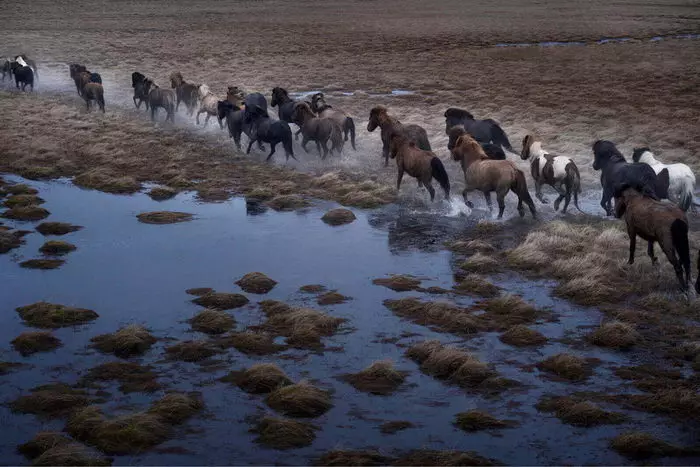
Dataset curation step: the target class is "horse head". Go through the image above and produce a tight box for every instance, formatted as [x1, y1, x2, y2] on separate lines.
[291, 101, 313, 124]
[227, 86, 245, 105]
[217, 100, 236, 121]
[592, 140, 625, 171]
[520, 134, 535, 160]
[270, 87, 287, 107]
[169, 72, 183, 88]
[310, 92, 328, 112]
[447, 125, 467, 151]
[444, 107, 475, 134]
[198, 84, 211, 99]
[632, 147, 652, 163]
[453, 134, 486, 163]
[367, 106, 388, 132]
[132, 71, 146, 88]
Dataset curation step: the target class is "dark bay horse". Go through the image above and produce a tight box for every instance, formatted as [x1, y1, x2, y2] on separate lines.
[444, 108, 514, 153]
[243, 92, 268, 124]
[448, 126, 505, 160]
[271, 87, 303, 140]
[390, 133, 450, 202]
[367, 106, 431, 167]
[169, 72, 199, 116]
[291, 102, 343, 159]
[247, 114, 297, 162]
[310, 93, 356, 150]
[217, 101, 263, 152]
[592, 140, 668, 216]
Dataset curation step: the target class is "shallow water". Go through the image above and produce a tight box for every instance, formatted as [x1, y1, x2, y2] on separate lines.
[494, 33, 700, 48]
[1, 176, 698, 466]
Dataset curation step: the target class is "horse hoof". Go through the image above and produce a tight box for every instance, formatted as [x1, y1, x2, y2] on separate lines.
[466, 201, 474, 208]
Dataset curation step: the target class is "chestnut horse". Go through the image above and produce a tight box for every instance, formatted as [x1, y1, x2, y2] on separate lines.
[367, 106, 431, 167]
[291, 102, 343, 159]
[389, 133, 450, 202]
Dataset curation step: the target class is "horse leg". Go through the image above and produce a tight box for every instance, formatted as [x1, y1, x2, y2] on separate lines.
[204, 114, 210, 127]
[246, 139, 255, 155]
[553, 194, 565, 212]
[133, 96, 139, 109]
[482, 191, 493, 212]
[175, 96, 181, 112]
[660, 241, 687, 291]
[321, 141, 329, 160]
[535, 180, 548, 204]
[647, 241, 658, 265]
[196, 109, 203, 125]
[383, 144, 390, 167]
[266, 143, 277, 162]
[627, 229, 636, 265]
[315, 141, 323, 158]
[294, 128, 302, 141]
[396, 167, 404, 192]
[426, 181, 436, 202]
[601, 186, 613, 216]
[496, 189, 507, 219]
[301, 136, 310, 153]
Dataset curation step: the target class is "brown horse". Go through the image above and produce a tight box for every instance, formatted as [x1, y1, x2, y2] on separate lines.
[291, 102, 343, 159]
[367, 106, 431, 167]
[169, 72, 199, 116]
[614, 187, 690, 291]
[148, 85, 176, 123]
[227, 86, 245, 107]
[82, 82, 105, 113]
[451, 134, 536, 219]
[69, 64, 88, 95]
[310, 93, 356, 150]
[389, 134, 450, 202]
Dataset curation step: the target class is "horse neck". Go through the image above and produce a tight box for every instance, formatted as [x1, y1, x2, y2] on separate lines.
[298, 108, 315, 124]
[378, 114, 398, 130]
[638, 151, 659, 165]
[530, 141, 547, 158]
[461, 146, 488, 170]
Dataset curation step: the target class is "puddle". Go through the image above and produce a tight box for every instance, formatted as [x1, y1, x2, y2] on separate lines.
[495, 33, 700, 48]
[0, 175, 698, 465]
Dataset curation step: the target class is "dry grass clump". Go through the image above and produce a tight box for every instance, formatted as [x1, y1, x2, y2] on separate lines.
[340, 191, 384, 209]
[192, 291, 249, 310]
[2, 205, 50, 221]
[446, 239, 496, 254]
[11, 331, 62, 356]
[10, 383, 89, 417]
[536, 353, 592, 381]
[317, 291, 351, 305]
[81, 362, 161, 393]
[263, 306, 346, 349]
[35, 222, 82, 236]
[90, 325, 156, 357]
[165, 340, 220, 362]
[246, 187, 275, 200]
[393, 449, 498, 466]
[17, 302, 98, 328]
[185, 287, 214, 296]
[259, 300, 293, 315]
[147, 186, 178, 201]
[482, 294, 541, 327]
[73, 169, 141, 194]
[267, 195, 310, 211]
[379, 421, 415, 434]
[404, 340, 444, 363]
[453, 410, 518, 432]
[236, 272, 277, 294]
[535, 396, 626, 427]
[588, 321, 641, 349]
[340, 360, 408, 395]
[265, 381, 333, 418]
[460, 253, 501, 273]
[251, 417, 317, 450]
[507, 231, 574, 269]
[0, 361, 24, 375]
[0, 229, 26, 253]
[221, 363, 292, 394]
[313, 450, 390, 466]
[17, 432, 73, 460]
[554, 277, 627, 306]
[609, 432, 684, 460]
[4, 184, 38, 195]
[32, 443, 112, 466]
[372, 275, 421, 291]
[453, 274, 500, 298]
[3, 194, 45, 208]
[136, 211, 193, 224]
[147, 392, 204, 424]
[384, 297, 483, 335]
[406, 341, 497, 389]
[300, 284, 326, 294]
[217, 331, 285, 355]
[20, 258, 65, 269]
[39, 240, 76, 255]
[321, 208, 356, 226]
[188, 309, 235, 334]
[499, 325, 547, 347]
[625, 388, 700, 420]
[78, 411, 171, 455]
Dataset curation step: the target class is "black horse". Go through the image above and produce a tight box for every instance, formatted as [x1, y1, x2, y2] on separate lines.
[592, 140, 668, 216]
[247, 114, 297, 162]
[133, 75, 155, 110]
[270, 87, 303, 140]
[10, 62, 34, 92]
[243, 92, 268, 124]
[444, 108, 514, 153]
[447, 125, 505, 160]
[217, 101, 263, 152]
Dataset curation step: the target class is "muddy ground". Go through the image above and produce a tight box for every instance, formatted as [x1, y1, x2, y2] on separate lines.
[1, 0, 699, 465]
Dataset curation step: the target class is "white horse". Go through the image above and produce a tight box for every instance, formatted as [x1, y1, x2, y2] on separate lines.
[633, 147, 696, 212]
[196, 84, 222, 128]
[520, 134, 583, 213]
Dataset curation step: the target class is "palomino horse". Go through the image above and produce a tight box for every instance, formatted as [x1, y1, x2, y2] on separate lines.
[310, 93, 356, 150]
[448, 126, 505, 160]
[521, 134, 583, 213]
[169, 72, 199, 116]
[389, 133, 450, 202]
[451, 133, 536, 219]
[444, 108, 514, 153]
[632, 147, 696, 212]
[614, 186, 690, 291]
[367, 106, 431, 167]
[271, 87, 303, 139]
[196, 84, 222, 128]
[291, 102, 343, 159]
[592, 140, 668, 216]
[148, 85, 176, 123]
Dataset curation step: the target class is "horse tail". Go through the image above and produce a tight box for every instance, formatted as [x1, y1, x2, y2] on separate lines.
[331, 123, 344, 154]
[512, 168, 537, 218]
[485, 119, 514, 153]
[430, 157, 450, 198]
[655, 168, 670, 200]
[671, 218, 691, 288]
[346, 117, 356, 150]
[679, 177, 694, 212]
[282, 123, 296, 160]
[566, 162, 585, 213]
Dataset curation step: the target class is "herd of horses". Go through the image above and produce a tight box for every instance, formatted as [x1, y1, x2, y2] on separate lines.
[1, 56, 699, 294]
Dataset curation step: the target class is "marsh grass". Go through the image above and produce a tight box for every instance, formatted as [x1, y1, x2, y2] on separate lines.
[147, 186, 178, 201]
[20, 258, 65, 269]
[265, 381, 333, 418]
[192, 292, 249, 310]
[460, 253, 501, 273]
[11, 383, 89, 417]
[35, 222, 82, 236]
[17, 432, 73, 460]
[81, 362, 161, 393]
[384, 298, 483, 336]
[136, 211, 193, 224]
[17, 302, 98, 328]
[317, 291, 351, 305]
[91, 325, 157, 357]
[372, 275, 421, 292]
[453, 274, 500, 298]
[535, 395, 626, 427]
[165, 340, 221, 362]
[3, 194, 44, 208]
[453, 410, 518, 432]
[260, 304, 346, 349]
[588, 321, 641, 349]
[189, 309, 235, 334]
[32, 443, 112, 466]
[236, 272, 277, 294]
[221, 363, 292, 394]
[251, 417, 317, 450]
[11, 331, 62, 356]
[217, 331, 285, 355]
[536, 353, 594, 381]
[39, 240, 77, 255]
[2, 205, 50, 221]
[393, 449, 498, 466]
[340, 360, 408, 395]
[499, 325, 547, 347]
[0, 229, 25, 253]
[609, 432, 690, 460]
[481, 294, 543, 327]
[313, 450, 390, 466]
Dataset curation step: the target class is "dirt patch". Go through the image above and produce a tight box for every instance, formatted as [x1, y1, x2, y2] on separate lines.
[317, 291, 351, 305]
[2, 205, 50, 221]
[372, 275, 421, 292]
[221, 363, 292, 394]
[3, 194, 45, 208]
[536, 395, 626, 427]
[588, 321, 641, 349]
[185, 287, 214, 296]
[0, 229, 26, 253]
[499, 325, 547, 347]
[136, 211, 193, 224]
[340, 360, 408, 395]
[313, 450, 391, 466]
[11, 331, 62, 356]
[453, 410, 519, 432]
[189, 309, 235, 335]
[265, 381, 333, 418]
[536, 353, 595, 381]
[453, 274, 500, 298]
[259, 302, 346, 349]
[91, 325, 157, 357]
[460, 253, 501, 274]
[10, 383, 89, 418]
[36, 222, 83, 236]
[384, 297, 483, 336]
[300, 284, 326, 294]
[236, 272, 277, 294]
[74, 169, 141, 194]
[251, 417, 317, 450]
[20, 258, 65, 269]
[39, 240, 77, 255]
[267, 195, 310, 211]
[165, 340, 221, 362]
[147, 186, 178, 201]
[192, 291, 249, 310]
[217, 331, 286, 355]
[81, 362, 161, 393]
[17, 302, 98, 328]
[321, 208, 356, 226]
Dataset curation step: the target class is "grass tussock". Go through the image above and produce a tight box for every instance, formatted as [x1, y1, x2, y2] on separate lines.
[17, 302, 98, 328]
[81, 362, 161, 393]
[17, 432, 73, 460]
[192, 291, 249, 310]
[393, 449, 498, 466]
[259, 299, 294, 316]
[406, 341, 497, 389]
[91, 325, 156, 357]
[73, 169, 141, 194]
[499, 325, 547, 347]
[189, 309, 235, 335]
[317, 291, 351, 305]
[74, 410, 171, 455]
[625, 388, 700, 420]
[39, 240, 77, 255]
[609, 432, 685, 460]
[313, 450, 390, 466]
[460, 253, 501, 273]
[147, 186, 178, 201]
[262, 305, 346, 349]
[0, 229, 26, 253]
[12, 331, 62, 356]
[4, 184, 38, 195]
[300, 284, 326, 294]
[136, 211, 193, 224]
[236, 272, 277, 294]
[453, 274, 500, 298]
[453, 410, 518, 432]
[2, 205, 50, 221]
[482, 294, 541, 327]
[221, 363, 292, 394]
[339, 191, 385, 209]
[536, 396, 626, 427]
[217, 331, 285, 355]
[20, 258, 65, 269]
[147, 392, 204, 424]
[372, 275, 421, 291]
[251, 417, 317, 450]
[3, 194, 45, 208]
[384, 298, 482, 336]
[588, 321, 641, 349]
[265, 381, 333, 418]
[33, 444, 112, 466]
[340, 360, 408, 395]
[35, 222, 82, 236]
[321, 208, 356, 226]
[446, 239, 496, 254]
[0, 361, 24, 375]
[379, 421, 415, 434]
[537, 353, 592, 381]
[185, 287, 214, 296]
[245, 187, 275, 200]
[165, 340, 221, 362]
[10, 383, 89, 417]
[267, 195, 310, 211]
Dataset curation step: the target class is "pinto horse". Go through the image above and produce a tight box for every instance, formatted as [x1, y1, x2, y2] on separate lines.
[444, 108, 514, 153]
[367, 106, 431, 167]
[632, 147, 695, 212]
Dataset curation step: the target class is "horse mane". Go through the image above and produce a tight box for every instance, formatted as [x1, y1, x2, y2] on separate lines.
[593, 140, 626, 163]
[456, 134, 488, 160]
[444, 107, 475, 120]
[632, 147, 652, 162]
